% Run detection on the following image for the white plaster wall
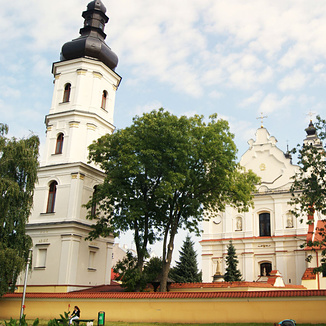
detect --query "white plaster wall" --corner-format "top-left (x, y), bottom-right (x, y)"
top-left (201, 127), bottom-right (308, 284)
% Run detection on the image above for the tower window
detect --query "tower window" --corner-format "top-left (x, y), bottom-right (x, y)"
top-left (90, 185), bottom-right (98, 218)
top-left (259, 212), bottom-right (271, 237)
top-left (63, 83), bottom-right (71, 103)
top-left (55, 133), bottom-right (64, 154)
top-left (46, 181), bottom-right (57, 213)
top-left (101, 90), bottom-right (108, 109)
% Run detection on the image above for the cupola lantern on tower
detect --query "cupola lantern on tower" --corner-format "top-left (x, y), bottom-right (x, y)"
top-left (61, 0), bottom-right (118, 70)
top-left (304, 120), bottom-right (323, 150)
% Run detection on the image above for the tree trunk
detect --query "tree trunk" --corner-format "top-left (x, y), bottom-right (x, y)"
top-left (160, 225), bottom-right (178, 291)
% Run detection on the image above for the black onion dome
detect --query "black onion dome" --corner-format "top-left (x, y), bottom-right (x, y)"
top-left (87, 0), bottom-right (106, 12)
top-left (60, 0), bottom-right (118, 70)
top-left (305, 120), bottom-right (317, 136)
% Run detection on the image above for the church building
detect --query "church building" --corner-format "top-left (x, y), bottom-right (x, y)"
top-left (201, 119), bottom-right (323, 286)
top-left (19, 0), bottom-right (121, 292)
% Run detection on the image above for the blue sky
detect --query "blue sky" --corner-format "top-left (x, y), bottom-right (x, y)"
top-left (2, 0), bottom-right (326, 264)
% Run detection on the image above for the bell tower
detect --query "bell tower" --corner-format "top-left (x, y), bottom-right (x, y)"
top-left (23, 0), bottom-right (121, 292)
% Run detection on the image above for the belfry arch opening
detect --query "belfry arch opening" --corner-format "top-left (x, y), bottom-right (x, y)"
top-left (46, 181), bottom-right (57, 213)
top-left (63, 83), bottom-right (71, 103)
top-left (55, 133), bottom-right (64, 154)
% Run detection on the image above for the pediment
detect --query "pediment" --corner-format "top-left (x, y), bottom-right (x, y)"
top-left (240, 128), bottom-right (299, 189)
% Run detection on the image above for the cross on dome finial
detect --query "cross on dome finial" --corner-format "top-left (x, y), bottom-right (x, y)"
top-left (307, 110), bottom-right (316, 122)
top-left (257, 112), bottom-right (268, 128)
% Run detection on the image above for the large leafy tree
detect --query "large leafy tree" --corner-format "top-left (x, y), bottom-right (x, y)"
top-left (169, 235), bottom-right (202, 283)
top-left (290, 116), bottom-right (326, 271)
top-left (86, 109), bottom-right (259, 291)
top-left (224, 241), bottom-right (242, 282)
top-left (0, 123), bottom-right (39, 296)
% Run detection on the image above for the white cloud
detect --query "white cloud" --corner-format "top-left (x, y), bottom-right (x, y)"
top-left (240, 91), bottom-right (264, 107)
top-left (0, 86), bottom-right (21, 99)
top-left (133, 101), bottom-right (164, 118)
top-left (3, 0), bottom-right (326, 100)
top-left (259, 93), bottom-right (295, 114)
top-left (278, 70), bottom-right (307, 91)
top-left (208, 90), bottom-right (223, 99)
top-left (313, 63), bottom-right (325, 72)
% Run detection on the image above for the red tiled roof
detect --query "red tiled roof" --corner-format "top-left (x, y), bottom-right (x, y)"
top-left (4, 289), bottom-right (323, 300)
top-left (171, 282), bottom-right (274, 289)
top-left (170, 281), bottom-right (304, 290)
top-left (74, 282), bottom-right (124, 293)
top-left (302, 268), bottom-right (317, 280)
top-left (266, 270), bottom-right (281, 286)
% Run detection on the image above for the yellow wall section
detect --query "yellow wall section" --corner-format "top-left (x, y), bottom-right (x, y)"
top-left (0, 296), bottom-right (325, 324)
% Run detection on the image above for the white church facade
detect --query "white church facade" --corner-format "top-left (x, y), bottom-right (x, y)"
top-left (201, 122), bottom-right (322, 285)
top-left (18, 0), bottom-right (121, 292)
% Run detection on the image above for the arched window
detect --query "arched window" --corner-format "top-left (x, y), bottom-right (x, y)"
top-left (55, 133), bottom-right (64, 154)
top-left (46, 181), bottom-right (57, 213)
top-left (260, 262), bottom-right (272, 276)
top-left (63, 83), bottom-right (71, 103)
top-left (90, 185), bottom-right (98, 218)
top-left (259, 212), bottom-right (271, 236)
top-left (101, 90), bottom-right (107, 109)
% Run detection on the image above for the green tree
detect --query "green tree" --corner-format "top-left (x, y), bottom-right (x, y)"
top-left (143, 256), bottom-right (163, 284)
top-left (224, 241), bottom-right (242, 282)
top-left (169, 235), bottom-right (202, 283)
top-left (113, 251), bottom-right (146, 292)
top-left (86, 109), bottom-right (259, 291)
top-left (290, 116), bottom-right (326, 272)
top-left (113, 252), bottom-right (162, 291)
top-left (0, 123), bottom-right (39, 296)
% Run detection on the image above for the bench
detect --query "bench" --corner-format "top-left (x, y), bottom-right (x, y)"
top-left (55, 319), bottom-right (94, 326)
top-left (74, 319), bottom-right (94, 326)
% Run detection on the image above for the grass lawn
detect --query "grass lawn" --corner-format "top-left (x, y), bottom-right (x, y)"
top-left (1, 322), bottom-right (325, 326)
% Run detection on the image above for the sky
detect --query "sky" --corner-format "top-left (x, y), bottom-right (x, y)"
top-left (2, 0), bottom-right (326, 266)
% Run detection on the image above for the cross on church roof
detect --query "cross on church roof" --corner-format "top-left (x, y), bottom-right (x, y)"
top-left (307, 110), bottom-right (316, 121)
top-left (257, 112), bottom-right (268, 128)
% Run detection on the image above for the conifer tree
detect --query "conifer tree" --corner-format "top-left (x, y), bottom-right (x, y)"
top-left (169, 235), bottom-right (202, 283)
top-left (224, 241), bottom-right (242, 282)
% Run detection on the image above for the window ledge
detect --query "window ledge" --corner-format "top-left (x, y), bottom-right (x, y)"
top-left (34, 267), bottom-right (46, 270)
top-left (40, 212), bottom-right (55, 215)
top-left (88, 268), bottom-right (97, 272)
